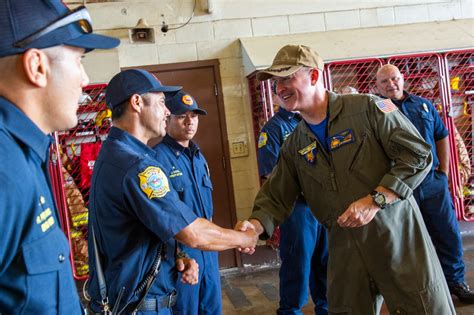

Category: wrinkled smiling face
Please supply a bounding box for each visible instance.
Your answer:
[270,68,314,112]
[376,67,405,100]
[167,111,199,142]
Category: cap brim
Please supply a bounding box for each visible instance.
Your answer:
[194,108,207,115]
[65,33,120,52]
[256,65,303,81]
[171,108,207,116]
[150,85,182,97]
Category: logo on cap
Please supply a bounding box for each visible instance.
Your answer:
[182,95,194,106]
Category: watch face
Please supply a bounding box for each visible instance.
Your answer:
[375,194,385,206]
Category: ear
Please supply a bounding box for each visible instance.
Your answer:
[310,68,319,85]
[21,49,48,88]
[129,94,143,113]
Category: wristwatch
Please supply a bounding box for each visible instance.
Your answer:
[370,190,387,209]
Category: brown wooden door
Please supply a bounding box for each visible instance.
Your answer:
[124,60,240,268]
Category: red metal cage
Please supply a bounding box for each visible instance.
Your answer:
[51,84,110,280]
[325,58,383,95]
[444,50,474,220]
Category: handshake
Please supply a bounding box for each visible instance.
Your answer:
[234,219,264,255]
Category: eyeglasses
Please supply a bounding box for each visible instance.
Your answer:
[14,6,93,49]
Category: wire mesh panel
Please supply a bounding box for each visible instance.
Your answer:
[445,50,474,220]
[387,54,446,118]
[388,53,462,219]
[248,74,274,148]
[51,84,110,280]
[325,59,383,94]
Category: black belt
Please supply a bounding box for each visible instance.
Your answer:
[137,291,177,311]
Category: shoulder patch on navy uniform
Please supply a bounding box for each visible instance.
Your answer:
[328,129,355,151]
[375,99,398,114]
[138,166,170,199]
[258,132,268,148]
[298,141,317,164]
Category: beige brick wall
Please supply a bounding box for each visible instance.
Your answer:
[80,0,473,220]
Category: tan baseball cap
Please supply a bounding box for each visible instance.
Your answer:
[256,44,324,81]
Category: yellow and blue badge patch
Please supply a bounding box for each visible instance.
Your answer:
[258,132,268,148]
[328,129,355,151]
[139,166,170,199]
[182,94,194,106]
[298,141,317,164]
[375,99,398,114]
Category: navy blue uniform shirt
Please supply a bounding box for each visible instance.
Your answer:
[0,97,82,314]
[390,92,448,170]
[154,135,213,220]
[88,127,198,312]
[257,108,301,177]
[153,135,220,312]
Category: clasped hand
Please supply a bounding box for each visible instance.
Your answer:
[234,220,258,255]
[176,257,199,285]
[337,195,379,228]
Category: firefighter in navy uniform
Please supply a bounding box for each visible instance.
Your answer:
[236,45,455,314]
[153,91,222,315]
[88,69,258,314]
[0,1,119,313]
[376,64,474,304]
[257,106,328,315]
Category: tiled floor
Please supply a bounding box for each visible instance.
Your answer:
[220,221,474,315]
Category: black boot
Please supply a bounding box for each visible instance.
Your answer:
[449,282,474,304]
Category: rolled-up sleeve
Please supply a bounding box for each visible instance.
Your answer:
[369,97,433,199]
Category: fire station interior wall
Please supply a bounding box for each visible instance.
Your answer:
[72,0,474,220]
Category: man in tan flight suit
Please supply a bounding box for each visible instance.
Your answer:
[237,45,455,314]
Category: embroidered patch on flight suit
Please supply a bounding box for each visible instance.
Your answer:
[138,166,170,199]
[375,99,398,113]
[327,129,355,151]
[258,132,268,148]
[298,141,317,164]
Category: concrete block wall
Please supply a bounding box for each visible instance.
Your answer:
[78,0,473,220]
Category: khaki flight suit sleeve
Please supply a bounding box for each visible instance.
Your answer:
[368,96,433,199]
[250,143,301,238]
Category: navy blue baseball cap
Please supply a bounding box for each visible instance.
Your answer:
[166,91,207,116]
[0,0,120,58]
[106,69,182,109]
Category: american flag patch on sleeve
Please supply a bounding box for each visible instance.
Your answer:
[375,99,398,113]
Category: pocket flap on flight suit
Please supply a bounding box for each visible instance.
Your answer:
[22,227,69,274]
